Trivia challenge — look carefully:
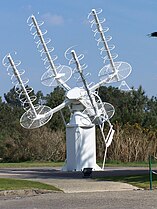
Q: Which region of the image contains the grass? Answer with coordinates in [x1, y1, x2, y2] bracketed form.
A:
[0, 161, 155, 168]
[0, 178, 61, 191]
[98, 160, 157, 168]
[97, 174, 157, 190]
[0, 161, 64, 168]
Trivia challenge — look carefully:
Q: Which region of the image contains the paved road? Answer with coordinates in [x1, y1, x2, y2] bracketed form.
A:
[0, 190, 157, 209]
[0, 166, 150, 180]
[0, 167, 156, 209]
[0, 166, 150, 193]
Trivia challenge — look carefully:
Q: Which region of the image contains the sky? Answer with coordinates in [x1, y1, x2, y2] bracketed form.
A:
[0, 0, 157, 101]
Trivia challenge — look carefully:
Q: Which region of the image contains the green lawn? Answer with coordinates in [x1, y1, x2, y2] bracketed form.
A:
[0, 175, 156, 191]
[0, 178, 61, 191]
[1, 161, 156, 168]
[100, 160, 157, 167]
[97, 174, 157, 190]
[0, 161, 64, 168]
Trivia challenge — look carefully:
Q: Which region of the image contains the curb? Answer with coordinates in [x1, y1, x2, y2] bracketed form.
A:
[0, 189, 62, 197]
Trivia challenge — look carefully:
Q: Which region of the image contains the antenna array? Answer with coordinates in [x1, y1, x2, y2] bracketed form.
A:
[2, 8, 133, 171]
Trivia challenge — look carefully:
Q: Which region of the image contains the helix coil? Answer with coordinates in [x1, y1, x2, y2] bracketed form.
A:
[27, 16, 56, 71]
[88, 9, 132, 85]
[2, 53, 37, 115]
[27, 15, 72, 90]
[88, 9, 118, 66]
[65, 47, 94, 89]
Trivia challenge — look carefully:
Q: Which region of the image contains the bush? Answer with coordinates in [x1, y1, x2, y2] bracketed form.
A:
[96, 122, 157, 163]
[0, 126, 66, 162]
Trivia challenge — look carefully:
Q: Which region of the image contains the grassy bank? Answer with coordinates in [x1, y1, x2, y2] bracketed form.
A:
[0, 161, 156, 168]
[100, 160, 157, 167]
[0, 178, 61, 191]
[0, 161, 64, 168]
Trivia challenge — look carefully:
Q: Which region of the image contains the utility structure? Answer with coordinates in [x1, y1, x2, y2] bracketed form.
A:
[3, 9, 132, 171]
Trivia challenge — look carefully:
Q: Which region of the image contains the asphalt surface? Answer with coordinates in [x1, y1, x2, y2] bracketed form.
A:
[0, 166, 150, 193]
[0, 190, 157, 209]
[0, 167, 156, 209]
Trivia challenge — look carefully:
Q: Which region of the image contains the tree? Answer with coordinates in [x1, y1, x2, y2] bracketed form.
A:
[4, 87, 21, 108]
[45, 86, 70, 130]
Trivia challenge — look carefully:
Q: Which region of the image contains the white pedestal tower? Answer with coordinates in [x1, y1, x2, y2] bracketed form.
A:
[63, 111, 101, 171]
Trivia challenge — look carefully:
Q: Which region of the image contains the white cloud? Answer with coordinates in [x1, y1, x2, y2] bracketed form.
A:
[42, 13, 64, 26]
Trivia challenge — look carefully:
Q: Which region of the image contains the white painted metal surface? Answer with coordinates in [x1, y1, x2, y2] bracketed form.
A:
[62, 112, 101, 171]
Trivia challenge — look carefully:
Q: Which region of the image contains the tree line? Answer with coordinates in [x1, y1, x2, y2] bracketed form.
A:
[0, 85, 157, 163]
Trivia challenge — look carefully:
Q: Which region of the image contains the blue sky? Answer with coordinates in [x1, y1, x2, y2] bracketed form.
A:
[0, 0, 157, 100]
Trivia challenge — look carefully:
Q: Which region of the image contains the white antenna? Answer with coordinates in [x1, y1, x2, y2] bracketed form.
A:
[27, 14, 74, 127]
[88, 9, 132, 85]
[65, 46, 93, 89]
[2, 53, 53, 129]
[27, 15, 72, 91]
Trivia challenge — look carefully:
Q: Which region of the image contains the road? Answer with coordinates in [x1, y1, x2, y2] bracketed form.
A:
[0, 167, 156, 209]
[0, 190, 157, 209]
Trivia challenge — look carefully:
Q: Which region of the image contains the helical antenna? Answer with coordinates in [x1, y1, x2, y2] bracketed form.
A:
[88, 9, 118, 68]
[3, 53, 38, 116]
[2, 53, 53, 129]
[27, 15, 72, 91]
[65, 46, 94, 88]
[88, 9, 132, 84]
